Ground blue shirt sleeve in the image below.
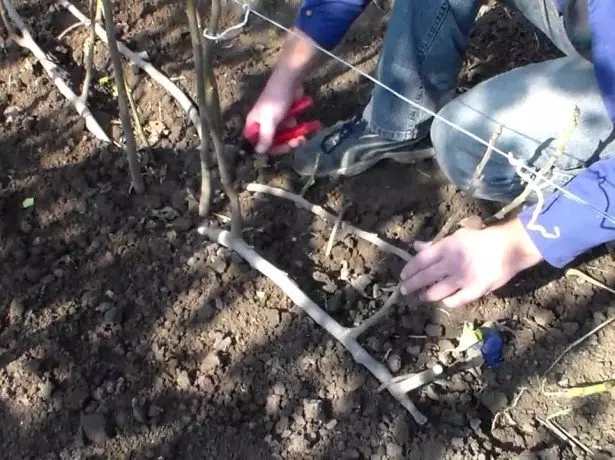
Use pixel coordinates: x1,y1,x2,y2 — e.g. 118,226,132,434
517,1,615,267
518,155,615,268
294,0,370,49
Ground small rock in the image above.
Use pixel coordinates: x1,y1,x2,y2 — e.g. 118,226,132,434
24,267,40,283
387,353,402,373
438,339,455,352
515,452,539,460
275,415,289,434
176,370,191,390
19,220,32,234
172,217,193,231
171,189,187,210
265,309,280,327
104,306,123,324
536,445,560,460
562,321,579,337
303,399,324,422
273,382,285,396
131,398,147,424
386,441,403,459
9,299,24,324
41,274,55,285
266,394,281,415
114,410,127,427
406,344,421,356
305,430,319,444
39,380,55,401
148,404,163,422
425,323,444,338
80,412,109,445
533,309,555,327
66,386,90,410
327,291,344,313
200,352,220,374
211,255,227,274
480,390,508,413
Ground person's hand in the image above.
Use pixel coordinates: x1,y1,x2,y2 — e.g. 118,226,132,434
399,218,543,308
245,84,307,155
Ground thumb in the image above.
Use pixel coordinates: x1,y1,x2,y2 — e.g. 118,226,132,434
255,119,276,155
413,240,432,252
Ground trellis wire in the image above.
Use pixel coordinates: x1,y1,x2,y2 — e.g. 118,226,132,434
226,1,615,228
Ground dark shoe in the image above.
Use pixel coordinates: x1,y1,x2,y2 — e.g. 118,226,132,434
292,116,434,177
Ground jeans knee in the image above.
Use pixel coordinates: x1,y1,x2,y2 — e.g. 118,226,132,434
429,103,521,203
430,106,470,190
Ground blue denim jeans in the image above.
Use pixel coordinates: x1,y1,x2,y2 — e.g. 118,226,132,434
363,0,615,202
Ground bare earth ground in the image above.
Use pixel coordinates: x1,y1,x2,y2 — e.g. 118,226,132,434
1,0,615,459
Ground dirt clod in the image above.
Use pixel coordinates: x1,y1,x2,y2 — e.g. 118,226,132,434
303,399,324,422
387,353,402,373
533,309,555,327
8,299,24,324
425,323,444,338
80,412,110,445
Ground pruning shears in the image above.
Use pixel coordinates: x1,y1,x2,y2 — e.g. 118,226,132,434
243,95,321,153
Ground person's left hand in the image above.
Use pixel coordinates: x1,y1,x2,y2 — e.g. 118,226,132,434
399,218,543,308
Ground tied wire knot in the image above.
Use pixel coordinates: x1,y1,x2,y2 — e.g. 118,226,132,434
506,152,561,239
203,2,250,41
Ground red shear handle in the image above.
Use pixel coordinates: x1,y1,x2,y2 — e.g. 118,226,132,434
243,96,318,148
272,121,322,146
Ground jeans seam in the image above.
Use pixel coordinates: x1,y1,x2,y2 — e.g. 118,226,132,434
418,1,450,59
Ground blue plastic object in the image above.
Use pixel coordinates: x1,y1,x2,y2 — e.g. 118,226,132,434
480,328,504,368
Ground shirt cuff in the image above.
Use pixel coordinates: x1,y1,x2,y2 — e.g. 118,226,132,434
518,158,615,268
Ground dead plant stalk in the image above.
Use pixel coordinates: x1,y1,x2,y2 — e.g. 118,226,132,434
80,0,101,104
186,0,213,217
202,0,242,236
100,0,144,193
1,0,110,143
198,226,427,425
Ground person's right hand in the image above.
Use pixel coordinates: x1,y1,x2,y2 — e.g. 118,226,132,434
244,85,307,156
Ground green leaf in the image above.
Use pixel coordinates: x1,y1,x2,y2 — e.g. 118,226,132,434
22,197,35,209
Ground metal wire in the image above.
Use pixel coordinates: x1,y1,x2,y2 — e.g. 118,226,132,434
236,1,615,227
203,3,250,41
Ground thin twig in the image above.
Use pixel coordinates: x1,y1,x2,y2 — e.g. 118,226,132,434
491,387,528,432
467,124,502,197
59,0,203,141
325,202,347,258
347,286,402,339
0,0,20,44
124,73,150,149
199,226,427,425
57,21,82,39
2,0,110,143
300,150,323,196
565,268,615,295
203,0,242,236
536,417,594,455
79,0,101,103
187,0,213,217
433,125,503,242
491,106,580,221
543,316,615,378
433,214,460,243
100,0,143,193
246,183,413,262
546,408,572,420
